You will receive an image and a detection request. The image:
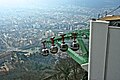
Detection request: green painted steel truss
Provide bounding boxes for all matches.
[43,29,89,65]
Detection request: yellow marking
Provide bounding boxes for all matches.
[99,15,120,21]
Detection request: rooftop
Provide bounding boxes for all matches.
[99,15,120,21]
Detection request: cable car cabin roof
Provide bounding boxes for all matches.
[99,15,120,21]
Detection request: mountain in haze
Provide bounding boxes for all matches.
[33,0,120,8]
[0,0,119,9]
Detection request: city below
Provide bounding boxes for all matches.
[0,3,120,80]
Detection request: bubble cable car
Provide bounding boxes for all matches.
[50,37,58,54]
[71,33,79,51]
[60,34,68,52]
[41,41,49,56]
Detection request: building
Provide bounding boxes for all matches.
[88,15,120,80]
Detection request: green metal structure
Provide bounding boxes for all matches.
[42,29,89,65]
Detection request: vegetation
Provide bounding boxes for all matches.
[0,52,87,80]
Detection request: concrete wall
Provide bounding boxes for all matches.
[89,20,120,80]
[89,20,109,80]
[105,27,120,80]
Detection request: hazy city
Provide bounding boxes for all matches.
[0,0,120,80]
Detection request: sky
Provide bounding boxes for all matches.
[0,0,33,8]
[0,0,119,8]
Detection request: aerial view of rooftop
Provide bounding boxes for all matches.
[0,0,120,80]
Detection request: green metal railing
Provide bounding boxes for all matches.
[44,29,89,65]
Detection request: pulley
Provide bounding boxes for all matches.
[82,33,87,39]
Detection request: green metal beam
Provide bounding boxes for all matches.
[44,29,89,64]
[45,29,89,44]
[77,38,88,56]
[57,42,88,64]
[67,48,88,64]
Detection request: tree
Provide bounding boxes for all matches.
[43,57,87,80]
